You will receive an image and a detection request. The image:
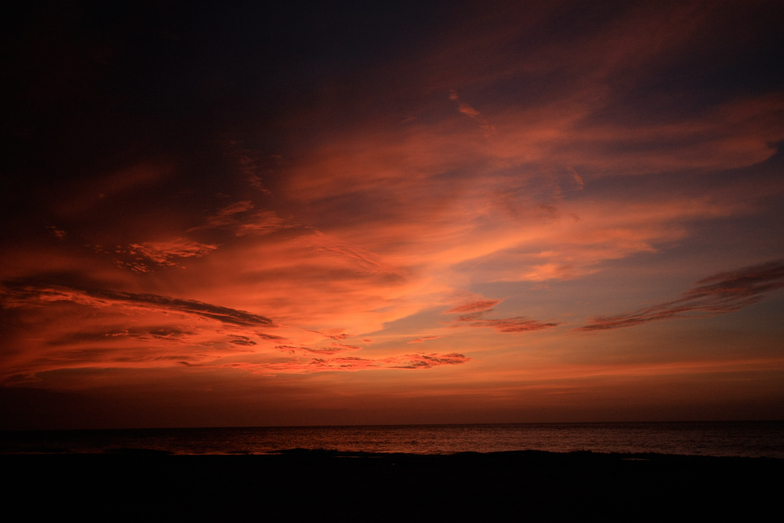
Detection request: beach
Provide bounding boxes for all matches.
[5,450,781,519]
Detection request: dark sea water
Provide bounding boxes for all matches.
[2,421,783,458]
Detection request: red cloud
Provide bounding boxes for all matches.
[128,238,217,267]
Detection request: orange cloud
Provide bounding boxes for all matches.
[4,1,783,426]
[128,238,217,267]
[0,276,473,382]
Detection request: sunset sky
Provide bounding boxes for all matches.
[2,1,783,429]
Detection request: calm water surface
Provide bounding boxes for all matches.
[2,422,783,458]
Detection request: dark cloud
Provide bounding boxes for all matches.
[228,335,257,346]
[256,332,288,341]
[274,343,360,356]
[447,311,558,333]
[219,352,471,373]
[444,300,502,314]
[46,226,67,239]
[47,326,192,345]
[390,353,471,369]
[187,201,254,232]
[1,279,274,327]
[579,260,784,331]
[311,353,471,370]
[47,329,138,345]
[125,239,217,269]
[148,327,192,339]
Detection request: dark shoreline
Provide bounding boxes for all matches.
[5,450,783,519]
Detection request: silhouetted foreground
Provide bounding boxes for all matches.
[5,450,781,519]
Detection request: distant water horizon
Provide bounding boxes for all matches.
[3,421,783,458]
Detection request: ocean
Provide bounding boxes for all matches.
[2,421,783,457]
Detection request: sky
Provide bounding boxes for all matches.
[2,0,784,429]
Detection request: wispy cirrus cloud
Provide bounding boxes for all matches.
[1,280,274,327]
[189,201,255,231]
[129,238,218,266]
[46,226,67,240]
[227,335,257,346]
[449,90,495,135]
[445,310,558,334]
[256,332,289,342]
[579,260,784,331]
[188,201,297,237]
[440,295,558,333]
[226,352,470,374]
[3,1,784,425]
[0,277,473,381]
[388,352,470,369]
[408,336,440,344]
[274,343,362,356]
[101,238,218,274]
[48,326,194,343]
[235,211,292,236]
[444,300,501,314]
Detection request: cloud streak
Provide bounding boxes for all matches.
[579,260,784,331]
[190,201,255,231]
[1,279,274,327]
[408,336,440,344]
[227,352,471,374]
[0,277,474,381]
[444,300,502,314]
[445,310,559,334]
[188,202,297,238]
[274,343,362,356]
[128,239,218,267]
